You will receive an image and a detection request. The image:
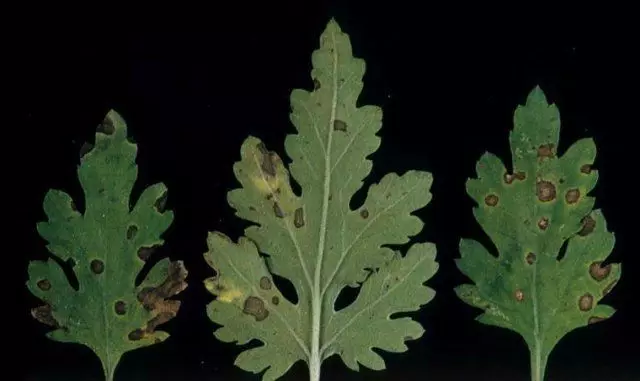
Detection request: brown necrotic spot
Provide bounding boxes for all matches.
[259,276,272,290]
[333,120,347,132]
[271,296,280,305]
[114,301,127,315]
[537,143,555,159]
[243,296,269,321]
[138,245,159,261]
[257,142,277,177]
[97,116,115,135]
[127,225,138,240]
[579,293,594,311]
[273,202,284,218]
[504,171,526,184]
[294,207,305,228]
[90,259,104,274]
[526,252,537,265]
[514,289,524,302]
[565,188,580,204]
[538,217,549,230]
[31,304,59,328]
[128,329,145,341]
[580,164,592,174]
[360,208,369,218]
[484,194,499,206]
[578,215,596,236]
[536,180,556,202]
[589,261,611,281]
[37,279,51,291]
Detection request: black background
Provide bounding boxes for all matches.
[17,3,639,381]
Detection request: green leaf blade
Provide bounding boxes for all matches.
[205,18,437,380]
[455,86,621,381]
[27,110,188,381]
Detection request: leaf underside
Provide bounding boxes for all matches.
[27,110,188,380]
[204,18,438,380]
[455,86,621,379]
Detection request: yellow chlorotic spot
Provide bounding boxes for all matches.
[218,288,243,303]
[251,173,280,195]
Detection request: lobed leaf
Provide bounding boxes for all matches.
[26,110,188,381]
[204,18,438,381]
[455,86,621,381]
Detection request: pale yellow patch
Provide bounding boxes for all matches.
[251,173,280,195]
[218,288,244,303]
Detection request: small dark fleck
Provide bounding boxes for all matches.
[484,194,499,207]
[565,188,580,204]
[126,225,138,240]
[580,164,592,174]
[273,203,284,218]
[115,301,127,315]
[90,259,104,274]
[294,207,305,228]
[579,293,594,311]
[589,261,611,281]
[128,329,145,341]
[249,206,256,211]
[259,276,272,290]
[271,296,280,305]
[360,208,369,218]
[333,120,347,132]
[536,179,556,202]
[526,252,536,265]
[537,143,555,159]
[37,279,51,291]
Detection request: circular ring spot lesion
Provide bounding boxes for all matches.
[114,300,127,315]
[259,276,272,290]
[589,261,611,281]
[536,179,556,202]
[578,293,594,311]
[484,194,499,207]
[537,217,549,230]
[37,279,51,291]
[565,188,580,204]
[578,215,596,236]
[525,252,537,265]
[514,289,524,302]
[360,208,369,218]
[243,296,269,321]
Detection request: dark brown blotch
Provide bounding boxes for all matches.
[526,252,537,265]
[37,279,51,291]
[334,120,347,132]
[97,116,116,135]
[114,300,127,315]
[243,296,269,321]
[128,329,145,341]
[259,276,272,290]
[271,296,280,305]
[565,188,580,204]
[294,207,305,228]
[580,164,592,174]
[536,179,556,202]
[31,304,60,328]
[589,261,611,281]
[538,217,549,230]
[155,192,168,213]
[256,142,277,177]
[537,143,555,159]
[504,171,526,184]
[360,208,369,218]
[514,289,524,302]
[127,225,138,240]
[578,215,596,236]
[138,245,159,261]
[273,202,284,218]
[79,142,94,159]
[484,194,499,207]
[90,259,104,274]
[579,293,594,311]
